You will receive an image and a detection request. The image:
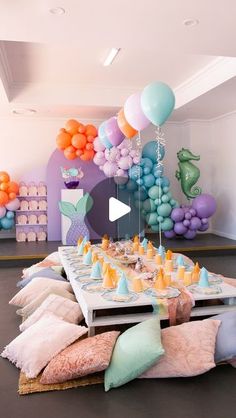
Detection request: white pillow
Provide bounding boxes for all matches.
[44,251,61,264]
[16,285,76,319]
[20,294,83,332]
[1,313,87,378]
[9,277,72,308]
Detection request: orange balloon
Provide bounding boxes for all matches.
[87,135,95,143]
[0,171,10,183]
[85,124,97,137]
[78,124,85,134]
[75,149,83,157]
[64,145,77,160]
[71,134,87,150]
[7,181,19,194]
[0,191,9,206]
[80,149,95,161]
[59,128,66,133]
[86,143,94,150]
[117,108,138,138]
[65,119,80,135]
[9,192,16,200]
[56,132,72,150]
[0,182,9,191]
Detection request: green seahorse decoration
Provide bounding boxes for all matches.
[175,148,202,200]
[59,192,93,245]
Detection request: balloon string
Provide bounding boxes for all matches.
[155,126,166,248]
[137,131,142,239]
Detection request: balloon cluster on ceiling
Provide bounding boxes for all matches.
[0,171,20,230]
[56,120,98,161]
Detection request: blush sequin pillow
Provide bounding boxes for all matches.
[140,319,220,379]
[20,294,83,332]
[40,331,120,384]
[1,313,88,378]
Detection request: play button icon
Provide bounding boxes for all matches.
[109,197,131,222]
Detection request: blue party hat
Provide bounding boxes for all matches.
[83,249,92,265]
[141,237,148,250]
[116,272,129,295]
[158,245,166,259]
[198,267,210,287]
[90,261,102,279]
[176,255,185,267]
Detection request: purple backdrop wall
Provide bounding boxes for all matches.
[46,150,116,241]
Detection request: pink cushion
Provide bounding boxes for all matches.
[40,331,120,384]
[141,319,220,378]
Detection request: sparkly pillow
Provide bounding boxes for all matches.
[140,319,220,378]
[40,331,120,384]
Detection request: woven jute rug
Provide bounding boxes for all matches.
[18,371,104,395]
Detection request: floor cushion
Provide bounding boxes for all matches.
[211,311,236,363]
[140,319,220,378]
[1,313,87,378]
[17,267,66,288]
[41,331,120,384]
[104,317,164,391]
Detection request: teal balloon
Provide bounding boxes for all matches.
[143,174,155,188]
[6,211,15,219]
[134,200,143,210]
[152,164,164,178]
[151,224,159,232]
[128,165,143,181]
[161,218,174,231]
[157,203,172,217]
[154,198,162,205]
[161,194,170,203]
[143,167,151,175]
[136,178,143,186]
[146,212,157,226]
[141,82,175,126]
[134,188,148,201]
[163,186,169,193]
[142,141,165,163]
[143,198,156,213]
[148,185,162,200]
[0,216,14,230]
[170,199,176,206]
[126,179,138,191]
[157,215,164,223]
[140,157,153,170]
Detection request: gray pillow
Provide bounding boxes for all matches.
[211,311,236,362]
[17,268,66,288]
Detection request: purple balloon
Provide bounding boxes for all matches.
[103,161,118,178]
[189,216,202,230]
[201,218,208,225]
[104,117,125,147]
[184,212,192,220]
[183,219,190,227]
[192,194,216,218]
[174,222,188,235]
[124,92,150,131]
[164,230,176,238]
[198,223,209,232]
[0,206,6,219]
[118,156,133,170]
[171,207,185,222]
[189,208,196,216]
[5,198,20,211]
[184,229,197,239]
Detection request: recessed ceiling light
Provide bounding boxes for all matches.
[49,7,65,15]
[12,108,36,115]
[103,48,120,66]
[183,18,199,27]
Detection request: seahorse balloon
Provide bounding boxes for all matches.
[175,148,202,200]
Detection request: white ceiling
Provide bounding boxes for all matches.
[0,0,236,120]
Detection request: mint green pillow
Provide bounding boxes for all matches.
[104,317,164,391]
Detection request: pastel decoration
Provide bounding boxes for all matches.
[141,237,148,250]
[102,269,114,289]
[90,261,102,280]
[104,116,125,147]
[132,278,144,293]
[183,271,192,286]
[83,249,92,265]
[124,92,150,131]
[141,81,175,126]
[138,245,145,255]
[177,266,185,280]
[198,267,210,288]
[165,260,173,273]
[158,245,166,259]
[116,273,129,296]
[155,254,163,266]
[154,269,166,290]
[176,254,185,267]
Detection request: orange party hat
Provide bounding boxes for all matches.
[102,267,114,289]
[154,268,167,290]
[165,249,173,260]
[83,244,89,255]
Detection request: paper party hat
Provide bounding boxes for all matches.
[141,237,148,250]
[176,254,185,267]
[198,267,210,287]
[77,236,88,256]
[90,261,102,279]
[83,248,92,265]
[116,272,129,295]
[154,268,167,290]
[165,249,173,260]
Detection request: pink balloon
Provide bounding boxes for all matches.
[5,198,20,211]
[118,139,131,149]
[124,92,150,131]
[0,206,6,219]
[116,168,126,176]
[104,117,125,147]
[118,155,133,170]
[93,152,106,166]
[121,148,129,157]
[103,161,118,177]
[93,137,105,152]
[133,156,140,164]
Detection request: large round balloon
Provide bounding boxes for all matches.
[117,108,138,138]
[5,198,20,211]
[0,171,10,183]
[124,92,150,131]
[192,194,217,218]
[142,141,165,163]
[0,216,14,230]
[141,82,175,126]
[0,191,9,206]
[98,121,112,149]
[56,132,72,150]
[104,117,125,147]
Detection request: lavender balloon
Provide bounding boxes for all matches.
[118,156,133,170]
[192,194,216,218]
[105,117,125,147]
[184,229,197,239]
[171,207,184,222]
[103,161,119,177]
[124,92,150,131]
[174,222,188,235]
[93,137,105,152]
[189,216,201,231]
[164,230,176,238]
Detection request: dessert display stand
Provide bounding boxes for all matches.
[59,246,236,336]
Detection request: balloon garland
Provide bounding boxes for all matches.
[0,171,20,231]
